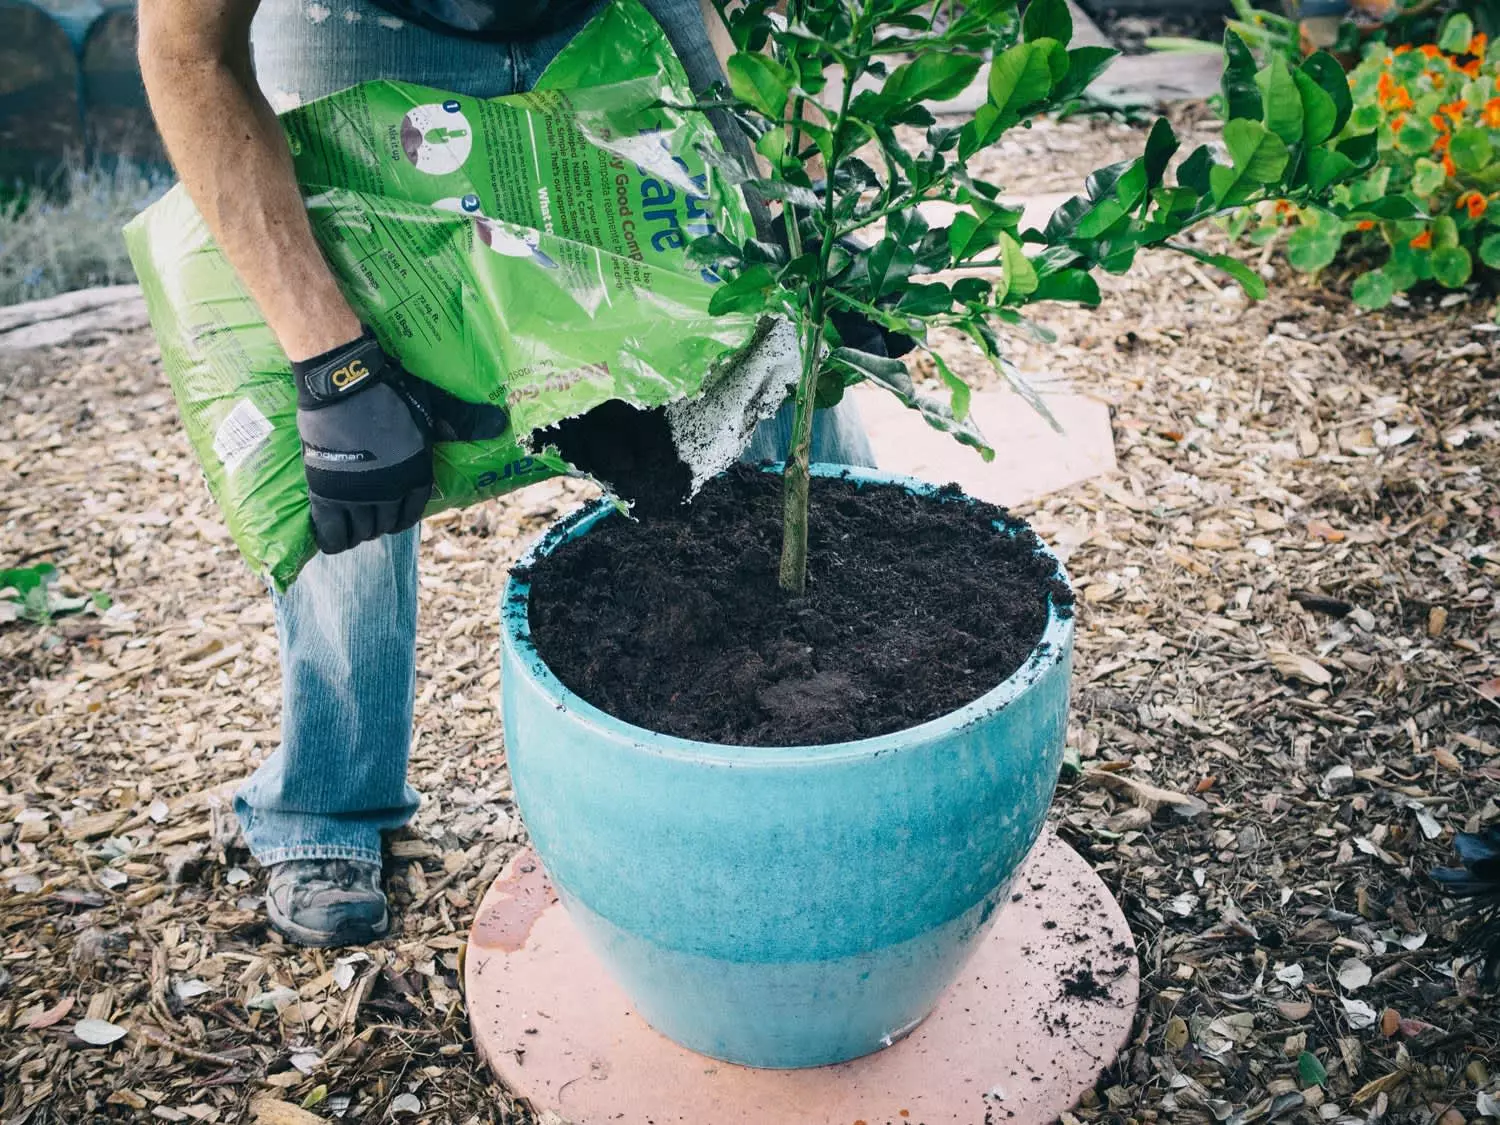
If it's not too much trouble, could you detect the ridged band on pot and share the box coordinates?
[499,464,1074,1068]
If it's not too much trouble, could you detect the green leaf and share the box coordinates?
[882,53,983,106]
[1351,270,1395,308]
[1221,30,1263,122]
[686,232,743,268]
[1077,161,1147,236]
[756,127,788,166]
[1212,119,1289,202]
[996,232,1039,301]
[1143,35,1220,53]
[828,347,993,459]
[865,237,917,300]
[727,53,795,118]
[1143,118,1179,195]
[896,282,954,315]
[1439,12,1473,53]
[1432,245,1473,287]
[1171,245,1269,299]
[1292,68,1337,146]
[1228,118,1290,181]
[707,263,776,315]
[1386,242,1429,286]
[949,210,1003,259]
[885,207,930,249]
[1298,1052,1328,1089]
[925,348,973,423]
[1349,100,1383,134]
[988,40,1063,119]
[1043,158,1141,240]
[1351,195,1422,220]
[1305,148,1355,193]
[1450,128,1493,174]
[0,562,99,625]
[1300,53,1352,139]
[1030,267,1102,304]
[1151,185,1199,223]
[1337,132,1379,167]
[1480,233,1500,269]
[1286,219,1343,272]
[1052,45,1119,102]
[1412,158,1447,197]
[952,277,994,305]
[1256,56,1303,144]
[1177,145,1214,195]
[1023,0,1072,46]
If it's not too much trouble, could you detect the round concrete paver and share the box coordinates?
[465,829,1138,1125]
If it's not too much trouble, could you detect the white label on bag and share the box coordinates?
[213,399,273,474]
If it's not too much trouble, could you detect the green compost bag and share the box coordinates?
[125,0,787,591]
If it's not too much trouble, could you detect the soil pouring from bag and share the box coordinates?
[524,462,1074,747]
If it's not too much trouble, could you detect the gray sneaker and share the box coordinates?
[265,859,390,947]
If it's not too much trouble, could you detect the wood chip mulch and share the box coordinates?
[2,112,1498,1125]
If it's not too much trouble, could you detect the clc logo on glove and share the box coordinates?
[331,359,372,390]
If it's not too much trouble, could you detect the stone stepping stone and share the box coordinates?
[852,379,1117,507]
[466,830,1139,1125]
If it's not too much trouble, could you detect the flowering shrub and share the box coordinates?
[1251,13,1500,308]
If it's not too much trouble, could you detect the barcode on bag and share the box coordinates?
[213,399,273,473]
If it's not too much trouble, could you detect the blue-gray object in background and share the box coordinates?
[1298,0,1350,17]
[500,465,1074,1068]
[2,0,164,186]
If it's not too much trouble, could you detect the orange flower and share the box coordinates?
[1442,99,1468,124]
[1431,113,1451,134]
[1391,113,1407,133]
[1357,220,1376,230]
[1274,200,1296,216]
[1432,72,1446,88]
[1460,58,1483,78]
[1395,44,1412,54]
[1485,98,1500,127]
[1444,152,1457,176]
[1411,230,1434,248]
[1456,191,1488,219]
[1390,86,1415,110]
[1378,71,1395,101]
[1420,43,1442,58]
[1471,32,1488,55]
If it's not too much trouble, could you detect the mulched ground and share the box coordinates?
[2,109,1499,1125]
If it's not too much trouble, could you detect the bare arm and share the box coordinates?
[138,0,361,361]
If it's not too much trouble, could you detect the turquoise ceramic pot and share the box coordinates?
[500,466,1073,1069]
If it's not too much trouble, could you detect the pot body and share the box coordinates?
[500,466,1073,1068]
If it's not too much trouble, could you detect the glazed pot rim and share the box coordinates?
[501,463,1074,764]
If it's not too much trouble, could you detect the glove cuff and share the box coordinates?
[292,328,391,407]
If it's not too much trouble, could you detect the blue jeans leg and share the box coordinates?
[742,397,877,468]
[235,527,422,865]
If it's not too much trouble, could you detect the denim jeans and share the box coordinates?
[235,0,876,864]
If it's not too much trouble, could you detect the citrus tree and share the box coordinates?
[694,0,1380,593]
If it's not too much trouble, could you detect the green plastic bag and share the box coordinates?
[125,0,769,590]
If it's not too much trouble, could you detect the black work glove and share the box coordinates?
[292,329,508,555]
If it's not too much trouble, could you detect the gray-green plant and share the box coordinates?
[0,159,171,306]
[696,0,1381,593]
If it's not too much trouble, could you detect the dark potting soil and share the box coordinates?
[540,401,691,518]
[522,464,1073,747]
[1060,966,1111,1002]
